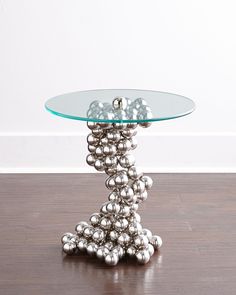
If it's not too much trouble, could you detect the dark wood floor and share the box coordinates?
[0,174,236,295]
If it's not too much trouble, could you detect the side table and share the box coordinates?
[45,89,195,266]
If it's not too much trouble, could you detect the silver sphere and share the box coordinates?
[94,159,105,171]
[95,146,104,158]
[128,222,143,236]
[105,252,119,266]
[119,154,135,168]
[100,217,112,230]
[127,166,143,180]
[118,205,130,217]
[88,145,96,153]
[134,235,149,248]
[117,139,131,153]
[108,190,120,202]
[106,202,120,214]
[113,122,127,130]
[139,122,152,128]
[87,134,99,146]
[75,221,88,235]
[92,128,104,138]
[126,123,137,129]
[100,201,110,214]
[130,203,139,212]
[87,121,98,130]
[112,245,125,259]
[63,241,76,255]
[114,173,129,187]
[90,213,101,226]
[86,154,96,166]
[112,97,128,110]
[104,241,114,250]
[101,136,109,145]
[121,129,137,138]
[141,176,153,190]
[126,246,136,257]
[137,190,148,203]
[103,144,117,156]
[142,228,153,241]
[105,176,116,190]
[114,218,129,232]
[129,212,141,223]
[96,246,109,260]
[119,186,134,202]
[106,130,121,142]
[105,167,118,176]
[83,225,94,238]
[132,179,146,193]
[109,230,119,241]
[150,235,162,250]
[105,156,118,168]
[147,243,155,256]
[61,232,74,244]
[77,238,88,251]
[117,233,130,246]
[89,100,104,110]
[93,228,105,242]
[86,242,98,256]
[136,249,150,264]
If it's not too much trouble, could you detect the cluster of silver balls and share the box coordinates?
[61,97,162,266]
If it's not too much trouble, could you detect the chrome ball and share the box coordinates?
[119,154,135,168]
[117,139,132,153]
[128,222,143,236]
[121,129,137,138]
[103,144,117,156]
[63,241,76,255]
[129,212,141,223]
[117,233,130,246]
[147,243,155,256]
[112,97,128,110]
[109,230,119,241]
[87,134,99,146]
[105,156,118,168]
[87,242,98,256]
[88,145,96,153]
[77,238,88,251]
[89,100,104,110]
[114,218,129,232]
[83,225,94,238]
[142,228,153,241]
[119,186,134,201]
[127,166,143,180]
[114,173,129,187]
[126,246,136,257]
[87,121,98,130]
[97,246,109,260]
[108,190,120,202]
[136,249,150,264]
[132,179,146,193]
[75,221,88,235]
[94,159,105,171]
[105,167,118,176]
[118,205,130,217]
[150,235,162,250]
[106,130,121,142]
[112,245,125,259]
[86,154,96,166]
[141,176,153,190]
[137,190,148,203]
[105,176,116,190]
[106,202,120,214]
[105,252,119,266]
[100,217,112,230]
[101,136,109,145]
[104,241,114,250]
[126,123,137,129]
[134,235,149,248]
[92,128,104,138]
[95,146,104,158]
[61,232,74,244]
[90,213,101,226]
[93,228,105,242]
[139,122,152,128]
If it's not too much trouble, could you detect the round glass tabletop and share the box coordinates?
[45,89,195,123]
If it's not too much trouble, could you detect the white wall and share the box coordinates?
[0,0,236,172]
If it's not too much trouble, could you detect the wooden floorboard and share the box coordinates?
[0,173,236,295]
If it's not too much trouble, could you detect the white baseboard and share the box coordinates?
[0,134,236,173]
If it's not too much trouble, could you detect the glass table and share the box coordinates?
[45,89,195,266]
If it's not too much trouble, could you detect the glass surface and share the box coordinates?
[45,89,195,123]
